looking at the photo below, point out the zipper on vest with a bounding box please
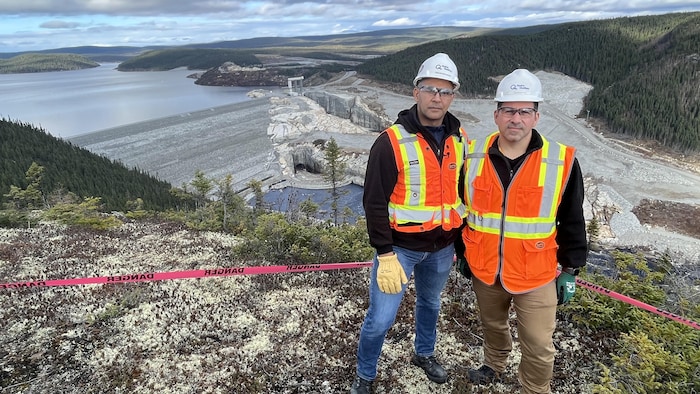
[497,156,522,276]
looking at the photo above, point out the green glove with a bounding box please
[376,253,408,294]
[456,255,472,279]
[556,272,576,305]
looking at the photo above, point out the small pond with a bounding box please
[260,184,365,223]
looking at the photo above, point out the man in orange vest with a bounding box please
[456,69,587,394]
[350,53,468,394]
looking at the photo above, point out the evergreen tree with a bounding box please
[322,138,347,225]
[587,216,601,250]
[190,170,213,210]
[247,179,265,216]
[3,162,45,210]
[215,174,235,231]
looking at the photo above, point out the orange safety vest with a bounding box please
[385,124,467,233]
[462,132,576,293]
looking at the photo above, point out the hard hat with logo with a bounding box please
[494,69,543,102]
[413,53,460,90]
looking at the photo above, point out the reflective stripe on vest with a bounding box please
[466,132,569,239]
[386,124,466,232]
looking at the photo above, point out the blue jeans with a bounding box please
[355,244,454,381]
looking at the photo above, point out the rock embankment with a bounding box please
[194,62,289,87]
[71,87,378,194]
[304,90,390,132]
[71,97,283,193]
[265,93,378,189]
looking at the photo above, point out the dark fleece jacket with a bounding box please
[362,104,465,255]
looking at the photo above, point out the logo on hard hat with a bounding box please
[510,84,530,91]
[436,64,452,72]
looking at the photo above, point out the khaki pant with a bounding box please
[472,277,557,394]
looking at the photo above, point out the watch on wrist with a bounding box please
[563,267,580,276]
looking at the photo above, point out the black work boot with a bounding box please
[468,365,497,384]
[411,354,448,383]
[350,375,372,394]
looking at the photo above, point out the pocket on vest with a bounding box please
[470,180,492,213]
[513,186,543,214]
[521,238,558,279]
[462,227,486,270]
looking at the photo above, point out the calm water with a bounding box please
[262,184,365,223]
[0,63,266,138]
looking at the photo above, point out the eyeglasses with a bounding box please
[418,85,455,97]
[498,107,537,118]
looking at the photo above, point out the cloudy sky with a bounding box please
[1,0,699,53]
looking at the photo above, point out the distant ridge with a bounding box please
[0,26,490,61]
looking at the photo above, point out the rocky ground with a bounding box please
[0,220,602,394]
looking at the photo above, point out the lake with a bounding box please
[0,63,272,138]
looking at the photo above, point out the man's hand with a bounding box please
[556,272,576,305]
[456,255,472,279]
[376,253,408,294]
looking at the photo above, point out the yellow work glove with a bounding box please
[376,253,408,294]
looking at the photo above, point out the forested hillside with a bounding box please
[0,119,178,211]
[0,45,158,63]
[117,48,262,71]
[0,53,99,73]
[357,12,700,152]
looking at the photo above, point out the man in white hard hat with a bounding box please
[456,69,587,393]
[350,52,468,393]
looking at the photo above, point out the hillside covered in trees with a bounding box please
[0,53,99,73]
[116,48,263,71]
[0,119,178,212]
[357,12,700,152]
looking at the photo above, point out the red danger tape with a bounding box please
[575,276,700,330]
[0,261,373,289]
[3,262,697,330]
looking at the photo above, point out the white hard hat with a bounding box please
[413,53,460,90]
[494,69,543,102]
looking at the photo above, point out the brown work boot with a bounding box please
[468,365,498,384]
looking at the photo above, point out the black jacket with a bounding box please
[363,104,465,255]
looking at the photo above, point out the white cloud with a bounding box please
[372,17,417,27]
[0,0,697,52]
